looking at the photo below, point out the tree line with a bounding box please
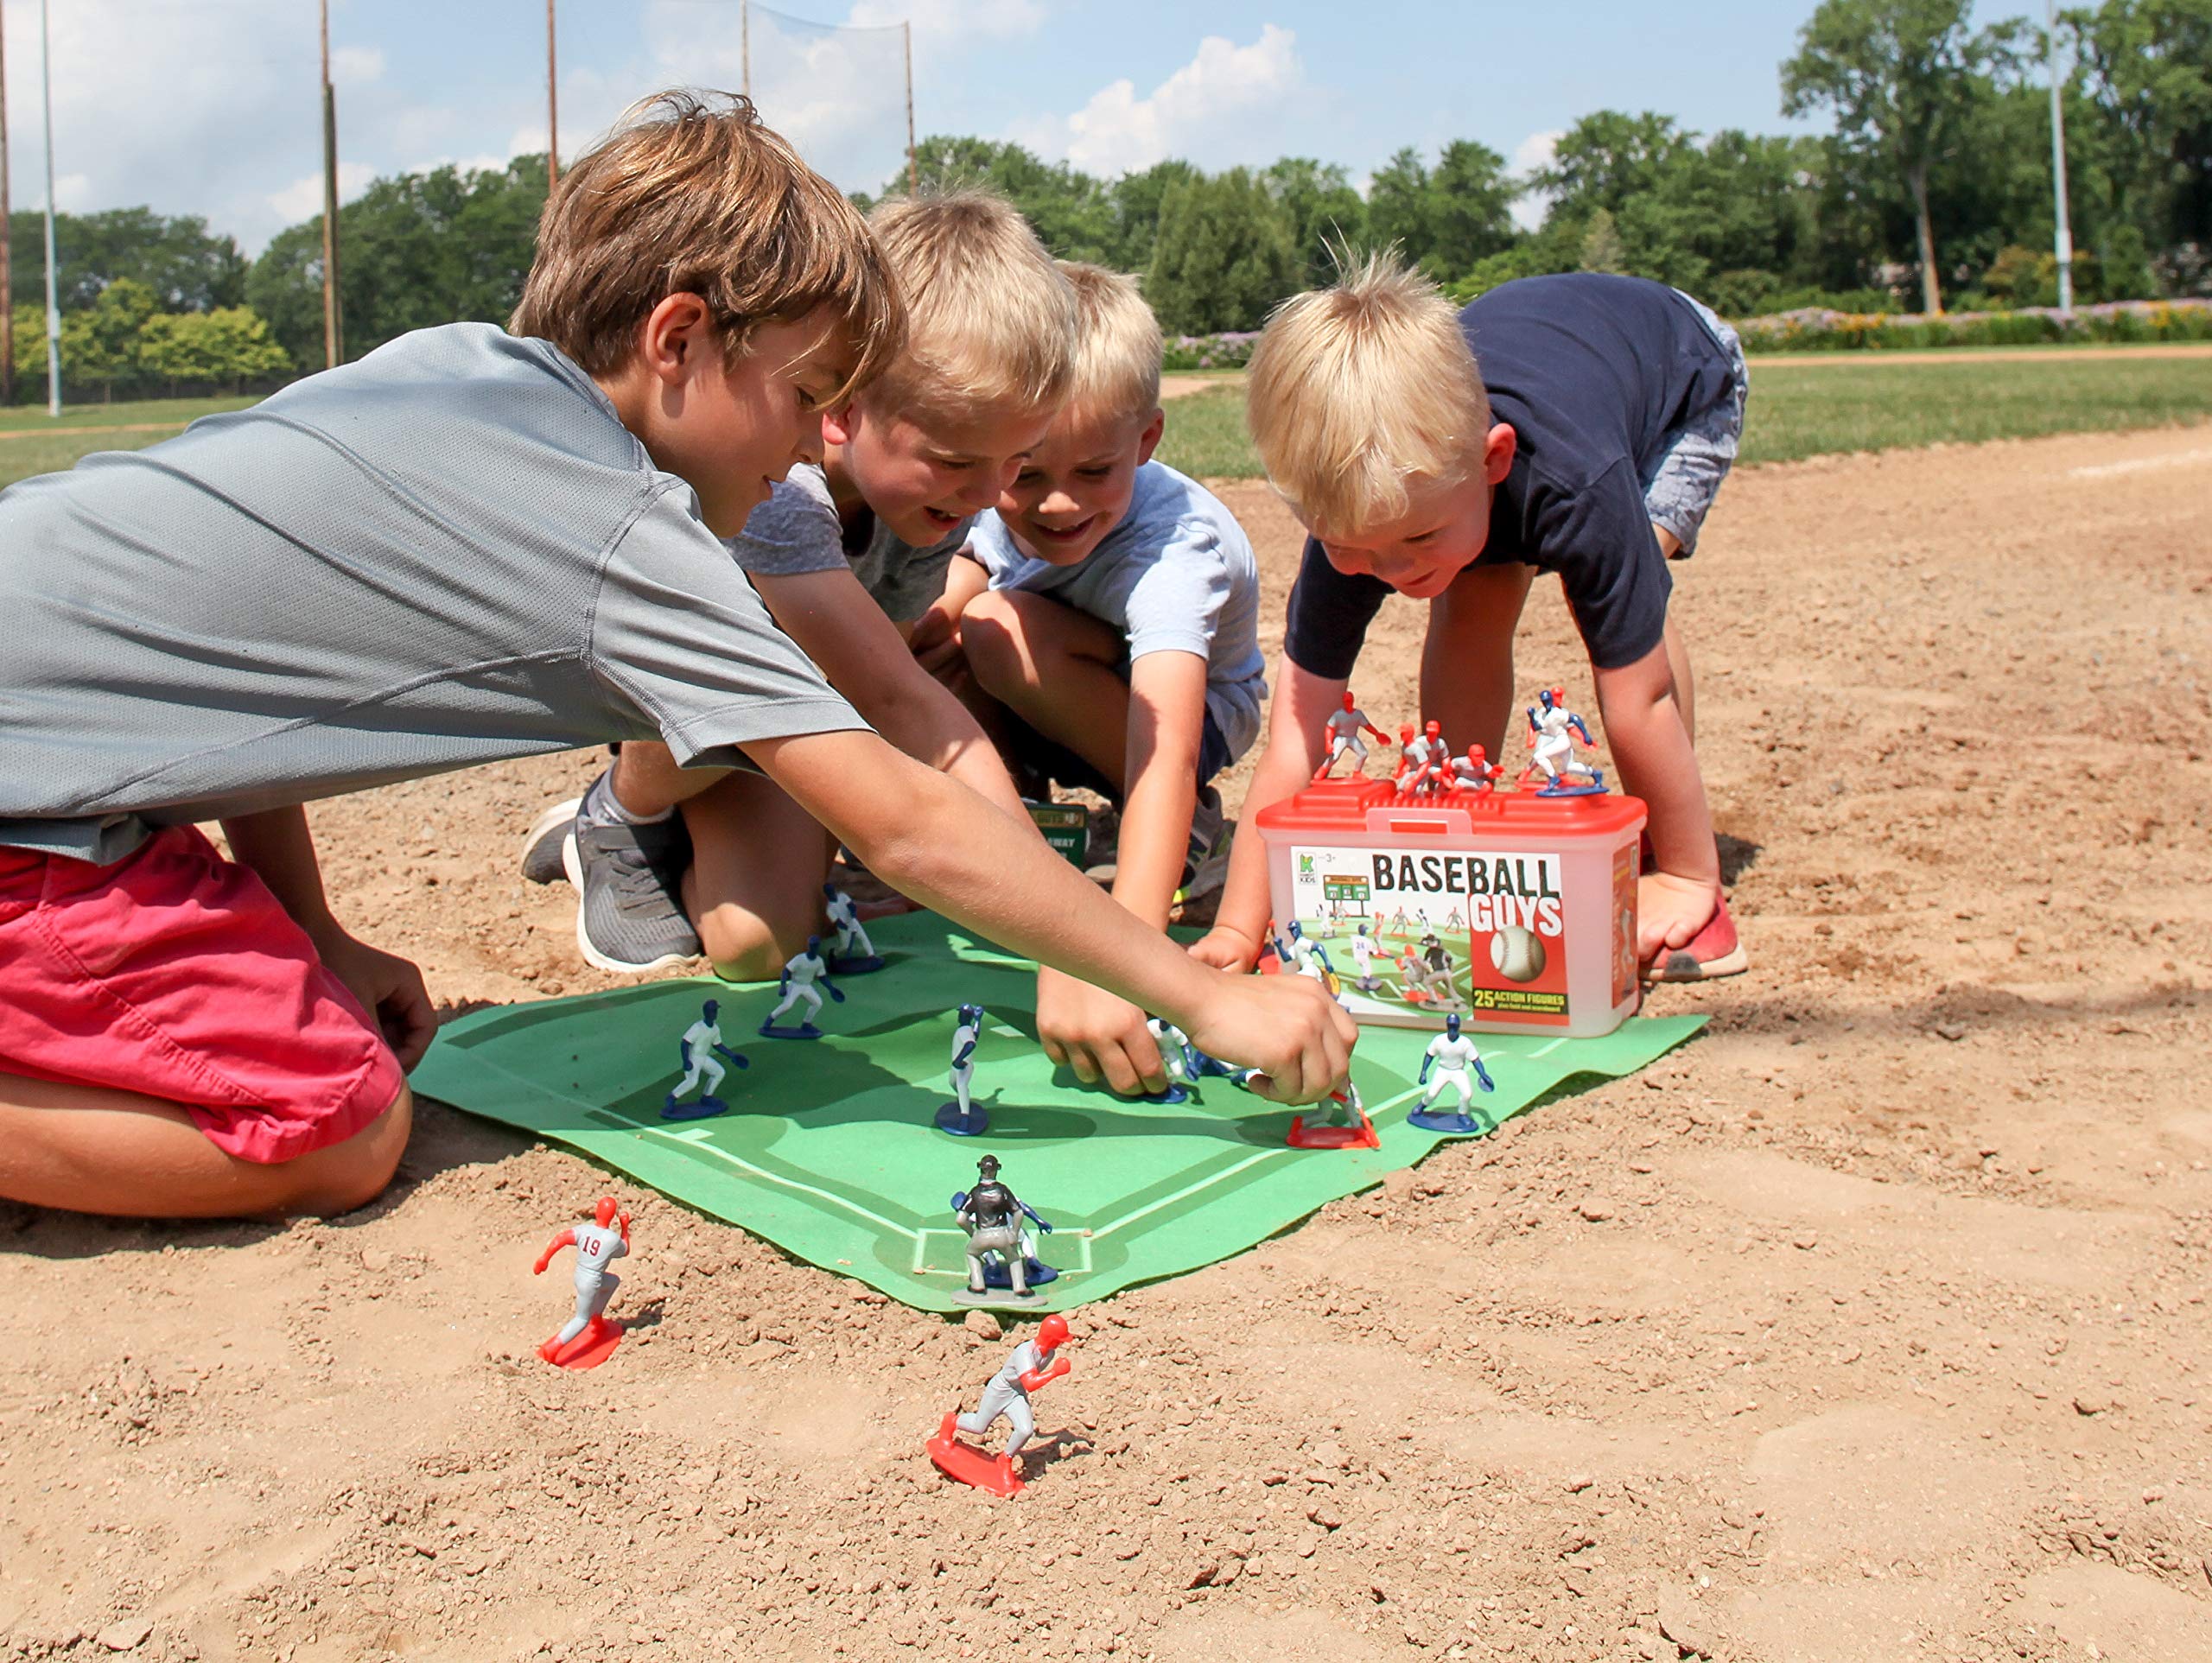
[10,0,2206,397]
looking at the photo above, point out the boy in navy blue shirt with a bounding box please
[1192,257,1750,982]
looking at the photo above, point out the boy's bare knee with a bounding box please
[698,901,817,984]
[281,1083,412,1218]
[958,591,1023,695]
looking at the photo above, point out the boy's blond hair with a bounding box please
[865,189,1077,422]
[512,90,903,405]
[1057,261,1162,426]
[1245,251,1491,535]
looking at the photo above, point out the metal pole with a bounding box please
[545,0,558,188]
[39,0,56,416]
[320,0,341,367]
[1,0,14,408]
[904,21,916,194]
[741,0,750,98]
[2046,0,2074,314]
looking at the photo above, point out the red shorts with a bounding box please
[0,825,404,1164]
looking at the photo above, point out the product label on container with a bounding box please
[1286,843,1570,1027]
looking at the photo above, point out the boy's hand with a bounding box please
[1637,871,1719,964]
[1036,967,1167,1097]
[1186,922,1264,974]
[1185,971,1355,1105]
[315,930,438,1070]
[908,601,965,676]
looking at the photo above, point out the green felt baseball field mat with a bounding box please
[412,912,1701,1313]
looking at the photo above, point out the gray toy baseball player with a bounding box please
[928,1314,1073,1495]
[955,1154,1045,1303]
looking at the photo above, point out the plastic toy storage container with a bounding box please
[1252,778,1646,1038]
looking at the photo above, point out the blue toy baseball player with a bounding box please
[1408,1013,1497,1134]
[760,936,845,1038]
[663,999,750,1120]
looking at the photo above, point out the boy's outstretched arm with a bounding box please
[1034,650,1205,1095]
[748,727,1357,1103]
[220,806,437,1069]
[1591,644,1722,961]
[1189,656,1344,973]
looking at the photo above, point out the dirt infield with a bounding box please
[5,422,2209,1662]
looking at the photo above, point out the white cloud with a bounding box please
[1025,24,1304,179]
[265,161,378,225]
[1510,128,1562,232]
[330,45,385,86]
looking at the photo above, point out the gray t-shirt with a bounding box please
[0,323,866,863]
[724,462,968,625]
[969,461,1268,760]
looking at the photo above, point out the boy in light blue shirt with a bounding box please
[915,262,1267,1094]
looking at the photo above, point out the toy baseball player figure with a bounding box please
[954,1154,1049,1304]
[1288,1075,1378,1150]
[950,1153,1056,1291]
[937,1002,990,1134]
[1394,945,1431,1004]
[1408,719,1452,794]
[1450,745,1502,792]
[662,998,749,1120]
[1418,934,1465,1009]
[759,936,844,1038]
[821,882,885,974]
[1276,920,1335,987]
[928,1314,1072,1497]
[1145,1015,1199,1102]
[1408,1013,1497,1135]
[1521,686,1606,796]
[1347,924,1381,991]
[532,1196,631,1368]
[1314,690,1392,781]
[1391,722,1430,794]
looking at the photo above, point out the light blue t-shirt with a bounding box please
[969,462,1267,761]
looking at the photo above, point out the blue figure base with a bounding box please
[759,1021,823,1041]
[935,1101,991,1136]
[662,1094,728,1122]
[1190,1050,1254,1086]
[1408,1108,1492,1136]
[1535,772,1606,798]
[1147,1083,1191,1104]
[828,954,886,976]
[978,1257,1059,1290]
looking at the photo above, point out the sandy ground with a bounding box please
[4,422,2211,1663]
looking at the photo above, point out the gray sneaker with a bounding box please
[1178,785,1233,903]
[565,813,702,974]
[519,796,582,885]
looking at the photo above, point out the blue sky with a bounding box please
[2,0,2056,253]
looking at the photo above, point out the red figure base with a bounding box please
[927,1410,1026,1497]
[538,1316,624,1371]
[1287,1111,1381,1150]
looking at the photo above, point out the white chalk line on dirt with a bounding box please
[2068,447,2212,479]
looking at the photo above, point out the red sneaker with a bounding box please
[1645,893,1748,981]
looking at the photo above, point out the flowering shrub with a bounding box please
[1735,298,2212,353]
[1161,331,1261,372]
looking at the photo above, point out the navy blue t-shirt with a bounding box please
[1282,273,1737,675]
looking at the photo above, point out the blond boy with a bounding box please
[1193,257,1748,982]
[921,264,1266,1094]
[0,97,1351,1222]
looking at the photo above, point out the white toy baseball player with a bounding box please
[822,883,881,970]
[1277,920,1332,985]
[939,1001,988,1133]
[1146,1016,1198,1101]
[1347,925,1380,990]
[533,1196,631,1363]
[1412,1014,1497,1133]
[663,998,748,1120]
[1314,691,1391,780]
[1521,687,1605,793]
[760,935,844,1038]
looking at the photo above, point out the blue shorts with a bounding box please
[1643,292,1749,560]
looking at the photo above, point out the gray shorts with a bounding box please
[1643,292,1748,560]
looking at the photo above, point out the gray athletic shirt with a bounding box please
[725,462,969,624]
[0,323,867,863]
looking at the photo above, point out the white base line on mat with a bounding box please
[646,1125,921,1242]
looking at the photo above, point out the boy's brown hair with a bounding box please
[864,188,1077,422]
[512,90,903,404]
[1245,250,1491,535]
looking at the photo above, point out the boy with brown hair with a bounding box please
[525,188,1079,983]
[920,263,1267,1095]
[1192,256,1749,982]
[0,95,1352,1222]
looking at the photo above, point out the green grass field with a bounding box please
[2,350,2204,495]
[1154,348,2212,479]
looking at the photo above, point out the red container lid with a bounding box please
[1254,776,1646,840]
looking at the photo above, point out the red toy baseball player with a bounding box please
[928,1314,1073,1498]
[533,1196,631,1369]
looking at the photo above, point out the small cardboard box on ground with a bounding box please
[1254,778,1645,1038]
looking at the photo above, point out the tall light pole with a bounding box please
[2,0,15,408]
[2047,0,2075,314]
[545,0,558,189]
[39,0,56,416]
[319,0,341,367]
